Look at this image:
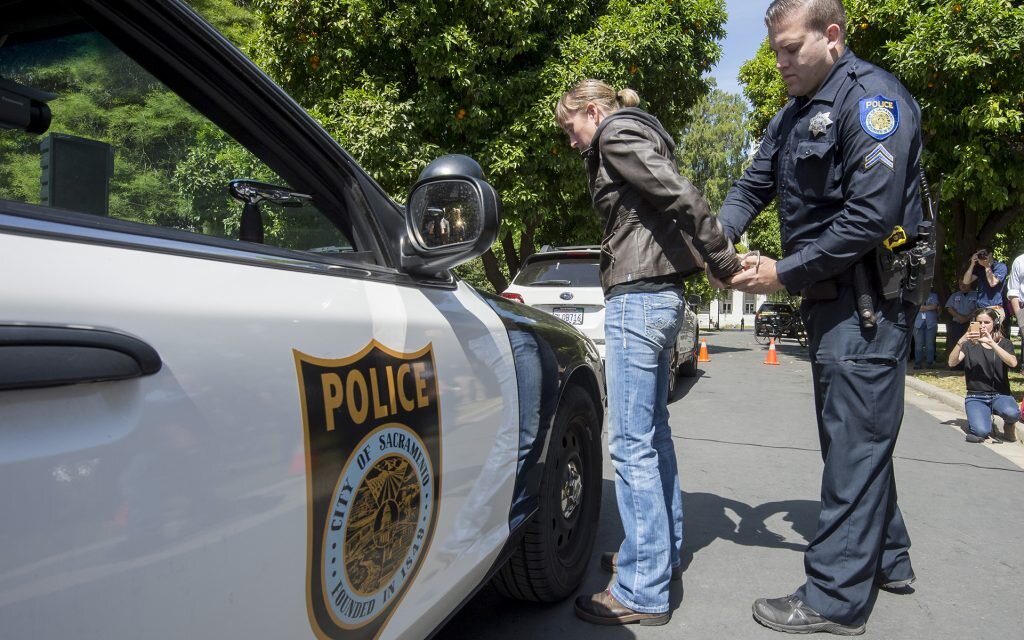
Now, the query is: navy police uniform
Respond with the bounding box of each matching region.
[719,49,922,625]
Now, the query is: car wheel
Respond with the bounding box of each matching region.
[492,385,602,602]
[678,332,699,378]
[667,346,679,395]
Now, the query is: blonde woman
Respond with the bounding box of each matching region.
[555,79,741,626]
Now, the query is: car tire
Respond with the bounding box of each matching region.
[492,385,602,602]
[675,331,700,376]
[667,346,679,395]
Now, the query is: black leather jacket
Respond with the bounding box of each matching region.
[584,108,741,292]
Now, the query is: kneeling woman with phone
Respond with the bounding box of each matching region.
[948,308,1021,442]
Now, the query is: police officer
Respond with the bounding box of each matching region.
[720,0,921,634]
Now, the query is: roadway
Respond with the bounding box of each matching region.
[438,329,1024,640]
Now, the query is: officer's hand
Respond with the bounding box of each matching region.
[729,256,784,294]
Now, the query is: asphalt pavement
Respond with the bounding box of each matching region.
[438,329,1024,640]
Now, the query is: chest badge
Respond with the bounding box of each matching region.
[809,111,833,137]
[294,342,441,640]
[859,95,900,140]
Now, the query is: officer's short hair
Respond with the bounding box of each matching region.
[765,0,847,35]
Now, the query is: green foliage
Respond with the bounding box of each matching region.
[676,87,773,301]
[676,87,750,212]
[844,0,1024,266]
[738,0,1024,299]
[739,40,787,138]
[0,1,342,252]
[0,32,207,228]
[250,0,729,290]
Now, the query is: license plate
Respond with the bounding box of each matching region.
[553,306,584,325]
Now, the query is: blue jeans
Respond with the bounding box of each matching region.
[965,393,1021,438]
[913,323,937,365]
[604,290,684,613]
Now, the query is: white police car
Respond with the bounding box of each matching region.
[0,3,604,639]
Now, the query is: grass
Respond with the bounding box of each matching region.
[907,335,1024,398]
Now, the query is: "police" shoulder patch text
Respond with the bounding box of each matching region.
[859,95,899,140]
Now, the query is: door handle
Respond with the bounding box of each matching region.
[0,324,162,391]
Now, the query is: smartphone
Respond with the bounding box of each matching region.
[968,321,981,336]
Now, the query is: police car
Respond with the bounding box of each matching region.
[0,3,605,639]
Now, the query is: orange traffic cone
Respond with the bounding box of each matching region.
[764,338,780,365]
[697,337,711,362]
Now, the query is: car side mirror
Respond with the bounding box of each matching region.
[401,174,500,277]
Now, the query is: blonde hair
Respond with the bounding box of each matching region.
[556,79,640,125]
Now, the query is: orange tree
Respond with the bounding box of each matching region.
[739,0,1024,299]
[249,0,728,292]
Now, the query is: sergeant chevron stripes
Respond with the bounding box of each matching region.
[864,143,895,171]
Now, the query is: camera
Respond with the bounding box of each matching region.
[976,249,989,260]
[0,77,55,134]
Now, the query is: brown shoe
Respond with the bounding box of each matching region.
[599,551,682,581]
[574,589,670,626]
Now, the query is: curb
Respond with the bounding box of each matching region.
[904,375,965,413]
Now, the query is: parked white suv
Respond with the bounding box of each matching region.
[502,246,702,388]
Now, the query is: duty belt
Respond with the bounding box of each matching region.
[800,270,856,302]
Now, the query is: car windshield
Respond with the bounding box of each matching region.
[514,256,601,287]
[759,304,793,313]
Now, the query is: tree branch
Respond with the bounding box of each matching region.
[501,231,520,276]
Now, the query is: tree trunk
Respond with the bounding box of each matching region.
[482,249,509,293]
[520,224,537,264]
[979,204,1021,248]
[500,231,521,277]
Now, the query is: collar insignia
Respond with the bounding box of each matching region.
[809,111,833,137]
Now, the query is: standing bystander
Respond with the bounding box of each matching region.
[945,279,978,357]
[1006,251,1024,371]
[962,247,1007,325]
[913,291,939,369]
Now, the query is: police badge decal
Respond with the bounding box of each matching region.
[294,342,442,640]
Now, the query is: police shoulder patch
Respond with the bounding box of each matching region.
[859,95,899,140]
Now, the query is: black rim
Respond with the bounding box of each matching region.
[552,416,589,567]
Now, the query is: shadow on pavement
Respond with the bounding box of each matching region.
[941,418,970,435]
[593,481,817,574]
[437,482,819,638]
[669,369,704,404]
[679,492,817,570]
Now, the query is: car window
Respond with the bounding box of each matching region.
[759,303,793,313]
[0,27,352,254]
[514,257,601,287]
